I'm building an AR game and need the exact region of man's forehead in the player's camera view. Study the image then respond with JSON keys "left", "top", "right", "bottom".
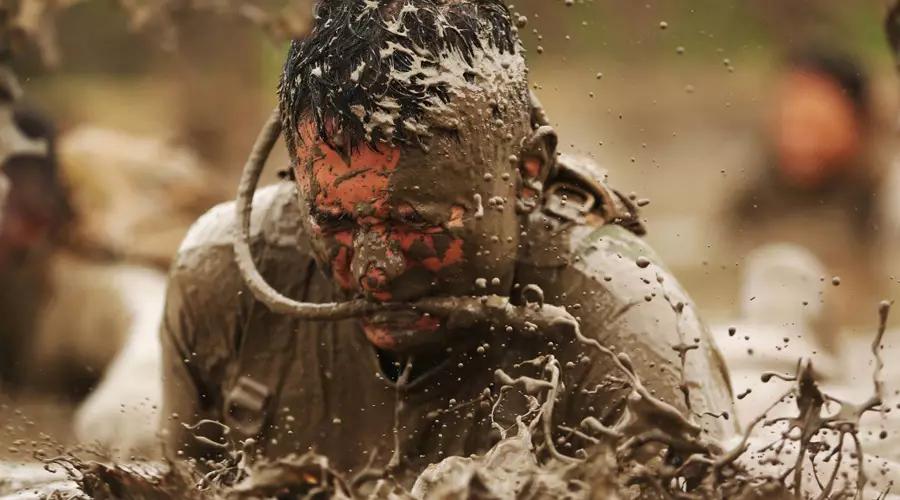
{"left": 294, "top": 120, "right": 484, "bottom": 209}
{"left": 295, "top": 121, "right": 402, "bottom": 170}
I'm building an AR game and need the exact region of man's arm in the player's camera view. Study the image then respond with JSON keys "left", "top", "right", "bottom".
{"left": 158, "top": 214, "right": 247, "bottom": 460}
{"left": 159, "top": 262, "right": 217, "bottom": 460}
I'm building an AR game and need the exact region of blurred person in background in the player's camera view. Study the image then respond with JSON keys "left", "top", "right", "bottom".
{"left": 725, "top": 45, "right": 891, "bottom": 331}
{"left": 63, "top": 125, "right": 227, "bottom": 458}
{"left": 0, "top": 102, "right": 83, "bottom": 393}
{"left": 0, "top": 94, "right": 224, "bottom": 458}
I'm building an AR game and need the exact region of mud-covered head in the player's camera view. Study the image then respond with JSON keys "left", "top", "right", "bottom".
{"left": 771, "top": 45, "right": 869, "bottom": 188}
{"left": 0, "top": 104, "right": 72, "bottom": 267}
{"left": 278, "top": 0, "right": 558, "bottom": 351}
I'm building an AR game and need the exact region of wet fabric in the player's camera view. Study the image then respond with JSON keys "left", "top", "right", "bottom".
{"left": 160, "top": 179, "right": 737, "bottom": 487}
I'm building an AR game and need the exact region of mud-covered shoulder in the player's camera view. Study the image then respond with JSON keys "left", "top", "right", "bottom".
{"left": 163, "top": 181, "right": 312, "bottom": 381}
{"left": 517, "top": 211, "right": 737, "bottom": 438}
{"left": 178, "top": 181, "right": 305, "bottom": 256}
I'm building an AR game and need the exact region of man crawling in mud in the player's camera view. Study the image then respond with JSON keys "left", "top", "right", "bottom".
{"left": 160, "top": 0, "right": 736, "bottom": 484}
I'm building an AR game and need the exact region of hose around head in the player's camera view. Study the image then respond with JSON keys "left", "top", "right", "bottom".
{"left": 232, "top": 107, "right": 379, "bottom": 320}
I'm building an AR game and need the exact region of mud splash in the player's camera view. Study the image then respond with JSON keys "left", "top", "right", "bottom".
{"left": 5, "top": 299, "right": 892, "bottom": 499}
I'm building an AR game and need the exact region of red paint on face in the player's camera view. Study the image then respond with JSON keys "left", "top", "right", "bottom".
{"left": 448, "top": 206, "right": 465, "bottom": 228}
{"left": 523, "top": 157, "right": 541, "bottom": 178}
{"left": 332, "top": 246, "right": 354, "bottom": 289}
{"left": 363, "top": 314, "right": 441, "bottom": 349}
{"left": 296, "top": 123, "right": 401, "bottom": 217}
{"left": 420, "top": 239, "right": 464, "bottom": 272}
{"left": 294, "top": 121, "right": 469, "bottom": 349}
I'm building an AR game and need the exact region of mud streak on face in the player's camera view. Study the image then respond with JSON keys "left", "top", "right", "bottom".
{"left": 294, "top": 122, "right": 465, "bottom": 316}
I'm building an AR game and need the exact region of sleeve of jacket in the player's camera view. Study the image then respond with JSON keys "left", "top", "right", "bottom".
{"left": 518, "top": 216, "right": 738, "bottom": 445}
{"left": 158, "top": 212, "right": 246, "bottom": 460}
{"left": 570, "top": 224, "right": 737, "bottom": 439}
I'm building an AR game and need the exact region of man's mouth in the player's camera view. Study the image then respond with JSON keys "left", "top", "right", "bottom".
{"left": 364, "top": 310, "right": 440, "bottom": 330}
{"left": 361, "top": 310, "right": 441, "bottom": 350}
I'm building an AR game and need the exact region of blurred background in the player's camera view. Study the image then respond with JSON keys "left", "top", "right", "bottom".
{"left": 3, "top": 0, "right": 900, "bottom": 464}
{"left": 15, "top": 0, "right": 900, "bottom": 322}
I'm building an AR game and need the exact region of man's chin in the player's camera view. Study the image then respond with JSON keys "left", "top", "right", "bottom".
{"left": 362, "top": 311, "right": 442, "bottom": 351}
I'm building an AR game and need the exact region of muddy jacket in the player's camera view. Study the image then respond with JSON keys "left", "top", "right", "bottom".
{"left": 160, "top": 159, "right": 737, "bottom": 485}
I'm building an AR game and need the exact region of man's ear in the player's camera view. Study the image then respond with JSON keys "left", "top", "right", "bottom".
{"left": 516, "top": 125, "right": 558, "bottom": 214}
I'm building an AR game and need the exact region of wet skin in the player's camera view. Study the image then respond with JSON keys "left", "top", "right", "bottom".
{"left": 292, "top": 111, "right": 548, "bottom": 350}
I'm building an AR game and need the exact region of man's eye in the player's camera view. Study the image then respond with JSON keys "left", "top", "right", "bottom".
{"left": 314, "top": 211, "right": 353, "bottom": 230}
{"left": 399, "top": 208, "right": 427, "bottom": 226}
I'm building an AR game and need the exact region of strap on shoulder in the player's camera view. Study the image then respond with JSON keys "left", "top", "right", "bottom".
{"left": 222, "top": 282, "right": 296, "bottom": 443}
{"left": 544, "top": 154, "right": 647, "bottom": 236}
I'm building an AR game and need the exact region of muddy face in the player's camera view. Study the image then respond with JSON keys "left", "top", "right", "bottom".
{"left": 292, "top": 91, "right": 553, "bottom": 351}
{"left": 771, "top": 68, "right": 864, "bottom": 187}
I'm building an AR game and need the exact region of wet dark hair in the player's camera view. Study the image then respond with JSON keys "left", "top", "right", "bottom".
{"left": 278, "top": 0, "right": 519, "bottom": 157}
{"left": 785, "top": 46, "right": 869, "bottom": 121}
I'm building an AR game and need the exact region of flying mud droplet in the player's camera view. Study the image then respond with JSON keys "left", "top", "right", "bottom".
{"left": 728, "top": 326, "right": 736, "bottom": 336}
{"left": 635, "top": 256, "right": 651, "bottom": 268}
{"left": 475, "top": 278, "right": 487, "bottom": 289}
{"left": 832, "top": 276, "right": 841, "bottom": 286}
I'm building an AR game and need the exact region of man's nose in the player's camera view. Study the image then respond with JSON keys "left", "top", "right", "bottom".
{"left": 351, "top": 230, "right": 405, "bottom": 298}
